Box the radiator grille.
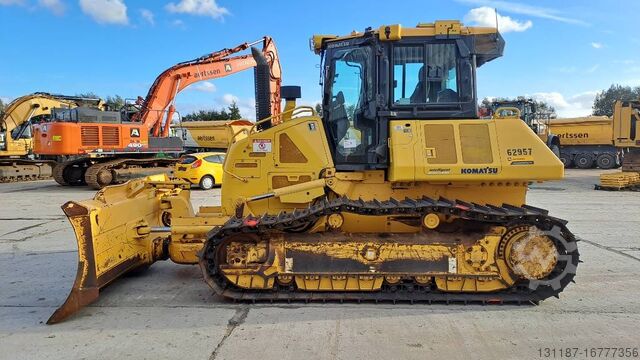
[423,124,457,164]
[80,126,99,146]
[460,124,493,164]
[102,127,120,146]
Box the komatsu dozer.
[49,21,580,324]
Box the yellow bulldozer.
[48,21,580,324]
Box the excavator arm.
[132,36,282,137]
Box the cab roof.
[312,20,499,52]
[311,20,504,67]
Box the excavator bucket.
[48,174,191,324]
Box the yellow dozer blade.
[48,175,192,324]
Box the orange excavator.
[33,37,282,189]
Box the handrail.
[230,127,251,143]
[250,106,316,133]
[230,106,317,143]
[493,106,522,119]
[223,167,249,183]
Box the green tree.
[76,92,100,99]
[76,93,125,110]
[182,102,243,121]
[592,84,640,117]
[314,103,323,116]
[227,102,241,119]
[105,95,125,111]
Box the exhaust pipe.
[251,46,272,130]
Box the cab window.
[393,43,459,104]
[326,46,374,165]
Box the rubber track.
[85,158,178,189]
[200,196,580,305]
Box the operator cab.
[312,21,504,170]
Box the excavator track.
[53,157,178,188]
[52,158,90,186]
[0,159,56,183]
[200,196,580,305]
[84,158,178,189]
[51,160,67,185]
[84,158,126,189]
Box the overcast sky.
[1,0,639,118]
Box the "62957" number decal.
[506,148,532,156]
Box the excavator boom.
[133,36,281,137]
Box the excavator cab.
[317,22,503,170]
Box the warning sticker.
[252,139,272,153]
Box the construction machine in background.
[48,21,579,324]
[548,116,619,169]
[597,100,640,190]
[489,99,562,158]
[175,119,253,152]
[34,36,282,189]
[0,93,103,182]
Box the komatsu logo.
[327,41,350,49]
[461,167,499,175]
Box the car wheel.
[550,144,561,159]
[199,175,215,190]
[596,153,616,169]
[574,153,594,169]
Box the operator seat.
[329,91,349,143]
[437,89,458,103]
[409,66,426,103]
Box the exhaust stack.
[252,46,272,130]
